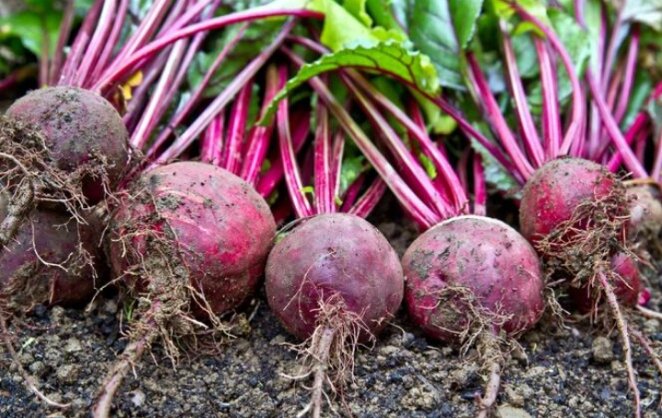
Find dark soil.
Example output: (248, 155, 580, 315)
(1, 197, 661, 418)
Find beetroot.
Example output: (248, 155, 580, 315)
(0, 209, 102, 309)
(402, 215, 544, 417)
(0, 208, 103, 409)
(519, 157, 652, 411)
(266, 213, 403, 340)
(257, 64, 405, 417)
(266, 213, 403, 415)
(108, 161, 275, 315)
(519, 158, 620, 243)
(94, 161, 276, 417)
(519, 158, 634, 299)
(403, 215, 544, 342)
(6, 86, 129, 203)
(0, 87, 129, 252)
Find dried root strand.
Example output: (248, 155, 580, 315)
(597, 272, 641, 418)
(91, 312, 158, 418)
(419, 286, 510, 418)
(630, 328, 662, 380)
(92, 206, 230, 418)
(0, 166, 34, 249)
(428, 286, 511, 353)
(476, 334, 503, 418)
(90, 252, 197, 418)
(284, 295, 371, 418)
(305, 327, 335, 418)
(636, 305, 662, 321)
(630, 328, 662, 409)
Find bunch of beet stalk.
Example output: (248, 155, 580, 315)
(0, 1, 659, 417)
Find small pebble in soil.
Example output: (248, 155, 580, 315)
(592, 336, 614, 364)
(64, 338, 82, 354)
(56, 364, 79, 384)
(129, 390, 146, 407)
(497, 404, 532, 418)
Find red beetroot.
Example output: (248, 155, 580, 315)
(262, 66, 404, 416)
(402, 216, 544, 418)
(518, 158, 647, 309)
(520, 157, 649, 413)
(607, 253, 642, 307)
(94, 161, 276, 417)
(0, 87, 129, 257)
(6, 86, 129, 204)
(266, 213, 403, 341)
(569, 252, 642, 313)
(108, 161, 275, 316)
(0, 209, 102, 309)
(626, 184, 662, 253)
(519, 158, 619, 243)
(403, 215, 544, 343)
(266, 213, 403, 416)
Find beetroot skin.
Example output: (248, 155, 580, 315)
(569, 252, 642, 312)
(108, 161, 276, 316)
(519, 157, 618, 243)
(0, 209, 101, 307)
(403, 215, 545, 342)
(265, 213, 404, 341)
(6, 86, 129, 203)
(627, 184, 662, 242)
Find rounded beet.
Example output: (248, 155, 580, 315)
(6, 86, 129, 203)
(108, 161, 276, 316)
(607, 252, 642, 307)
(403, 215, 544, 342)
(0, 209, 101, 308)
(265, 213, 403, 341)
(519, 157, 618, 243)
(519, 158, 649, 413)
(94, 162, 276, 417)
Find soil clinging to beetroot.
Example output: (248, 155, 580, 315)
(403, 215, 545, 344)
(6, 86, 129, 204)
(94, 161, 276, 418)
